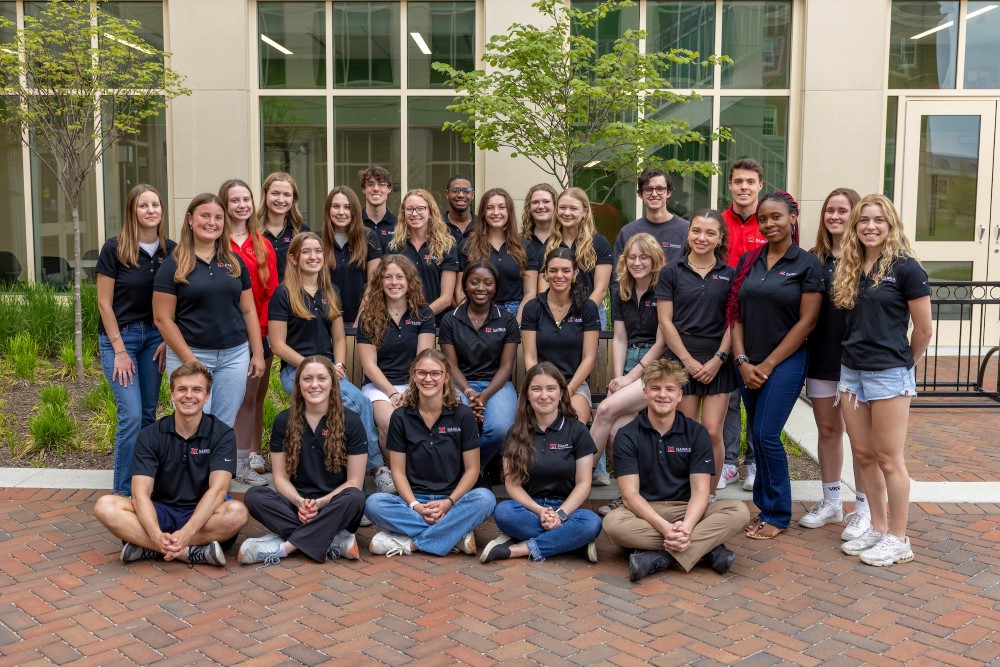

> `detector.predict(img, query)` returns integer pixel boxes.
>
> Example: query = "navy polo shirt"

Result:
[521,292,601,383]
[95,237,177,334]
[132,413,236,508]
[438,303,521,381]
[395,239,460,307]
[386,404,481,495]
[612,409,714,502]
[356,305,435,385]
[263,222,309,283]
[445,212,476,248]
[808,255,847,381]
[841,255,930,372]
[362,210,398,254]
[558,234,613,298]
[508,416,596,499]
[457,237,535,303]
[269,408,368,498]
[153,254,252,349]
[735,245,824,364]
[656,258,735,338]
[267,285,335,370]
[611,284,658,346]
[330,228,383,324]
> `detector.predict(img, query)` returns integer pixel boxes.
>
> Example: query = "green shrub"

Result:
[9,333,39,380]
[81,282,100,336]
[85,378,117,453]
[40,384,71,407]
[0,293,18,352]
[58,340,77,377]
[29,403,77,454]
[21,283,73,356]
[158,374,171,412]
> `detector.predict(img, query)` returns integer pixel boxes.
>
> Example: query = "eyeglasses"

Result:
[413,369,445,380]
[858,217,888,225]
[448,187,474,195]
[626,254,652,263]
[404,206,428,215]
[365,181,390,190]
[641,186,669,195]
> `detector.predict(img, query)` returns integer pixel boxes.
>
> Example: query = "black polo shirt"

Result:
[132,413,236,508]
[267,285,335,370]
[521,292,601,383]
[612,409,713,502]
[656,258,735,338]
[611,284,658,346]
[841,255,930,372]
[457,237,535,303]
[507,416,596,499]
[362,210,398,254]
[269,408,368,498]
[356,305,435,385]
[95,237,177,334]
[445,212,476,248]
[438,304,521,381]
[263,222,310,283]
[735,245,824,364]
[386,404,480,495]
[526,234,547,271]
[395,239,460,306]
[153,254,252,349]
[808,255,847,381]
[559,234,613,298]
[330,228,383,324]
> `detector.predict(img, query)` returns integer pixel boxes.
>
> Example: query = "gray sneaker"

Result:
[592,471,611,486]
[183,541,226,566]
[248,451,268,474]
[598,495,623,517]
[239,534,283,565]
[841,511,872,541]
[328,530,360,560]
[859,534,914,567]
[373,466,397,495]
[742,463,756,491]
[120,542,162,563]
[236,459,268,487]
[798,500,844,529]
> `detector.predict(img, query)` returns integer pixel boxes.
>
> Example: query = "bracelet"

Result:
[408,500,421,510]
[389,392,399,399]
[108,333,121,343]
[636,359,646,368]
[115,350,127,356]
[464,387,475,397]
[445,497,455,507]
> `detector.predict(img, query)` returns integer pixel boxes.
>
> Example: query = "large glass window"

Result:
[647,1,716,89]
[914,114,979,243]
[720,1,791,90]
[333,2,399,89]
[719,96,788,197]
[650,97,713,219]
[333,97,401,212]
[0,108,28,284]
[103,105,168,238]
[258,2,326,89]
[407,2,475,89]
[407,97,473,210]
[261,96,328,225]
[888,1,959,89]
[101,1,164,51]
[964,1,1000,89]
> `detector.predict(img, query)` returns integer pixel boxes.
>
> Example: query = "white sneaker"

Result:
[373,467,397,495]
[358,513,373,527]
[742,463,756,491]
[370,531,414,557]
[798,499,844,528]
[248,452,268,474]
[592,471,611,487]
[236,459,268,487]
[842,529,884,556]
[841,511,872,542]
[238,533,283,565]
[717,464,739,490]
[452,531,476,555]
[859,534,914,567]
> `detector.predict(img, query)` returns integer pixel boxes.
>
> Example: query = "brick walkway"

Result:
[1,488,998,665]
[906,408,1000,483]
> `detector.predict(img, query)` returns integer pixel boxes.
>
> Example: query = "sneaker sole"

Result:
[842,542,880,556]
[480,534,512,563]
[860,551,914,567]
[798,512,844,529]
[742,482,754,491]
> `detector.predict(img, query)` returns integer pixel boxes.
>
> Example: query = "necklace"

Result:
[305,413,323,431]
[468,308,488,328]
[688,259,715,269]
[195,251,214,264]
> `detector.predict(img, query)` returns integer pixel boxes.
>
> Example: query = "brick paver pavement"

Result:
[905,408,1000,483]
[1,487,998,665]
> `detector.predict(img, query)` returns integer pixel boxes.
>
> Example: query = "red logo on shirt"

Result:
[667,446,675,452]
[439,427,447,433]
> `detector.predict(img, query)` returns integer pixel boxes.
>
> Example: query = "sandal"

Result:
[746,521,785,540]
[744,515,761,533]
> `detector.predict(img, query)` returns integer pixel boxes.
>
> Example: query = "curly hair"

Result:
[358,255,428,348]
[283,356,348,477]
[283,232,342,321]
[616,233,666,302]
[833,194,919,310]
[117,184,168,268]
[811,188,861,262]
[400,349,462,410]
[172,194,242,284]
[520,183,558,239]
[322,185,369,271]
[547,188,598,272]
[256,172,304,235]
[687,208,730,264]
[503,362,577,486]
[219,179,272,290]
[463,188,528,272]
[389,189,456,261]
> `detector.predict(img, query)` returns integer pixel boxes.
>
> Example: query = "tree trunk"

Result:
[71,203,84,380]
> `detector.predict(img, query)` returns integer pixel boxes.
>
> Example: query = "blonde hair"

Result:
[616,233,665,302]
[547,187,597,272]
[255,172,304,234]
[390,189,456,262]
[283,232,341,322]
[520,183,558,239]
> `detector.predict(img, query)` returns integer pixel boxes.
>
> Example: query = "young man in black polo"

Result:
[444,174,476,246]
[603,360,750,581]
[360,165,397,254]
[94,362,249,566]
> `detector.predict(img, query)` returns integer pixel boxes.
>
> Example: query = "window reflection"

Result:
[333,97,401,212]
[407,98,473,209]
[650,97,713,219]
[721,1,792,90]
[647,1,715,89]
[964,1,1000,89]
[915,115,979,243]
[719,96,788,204]
[407,2,475,88]
[333,2,399,88]
[261,96,328,224]
[888,1,958,89]
[258,2,326,89]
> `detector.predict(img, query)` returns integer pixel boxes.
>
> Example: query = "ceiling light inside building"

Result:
[410,32,432,55]
[261,34,293,55]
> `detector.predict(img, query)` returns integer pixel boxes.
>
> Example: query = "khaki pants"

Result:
[603,500,750,571]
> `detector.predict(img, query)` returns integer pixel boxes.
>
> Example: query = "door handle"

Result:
[980,225,986,242]
[996,225,1000,243]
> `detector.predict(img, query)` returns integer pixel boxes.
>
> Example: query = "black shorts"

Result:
[152,501,195,532]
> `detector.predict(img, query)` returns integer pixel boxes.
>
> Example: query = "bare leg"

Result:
[869,396,912,538]
[589,380,647,464]
[372,399,394,462]
[840,392,888,533]
[571,394,592,425]
[812,396,844,485]
[701,393,729,487]
[94,496,248,550]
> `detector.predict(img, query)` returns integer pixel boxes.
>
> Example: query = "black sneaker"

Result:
[183,541,226,567]
[120,542,162,563]
[700,544,736,574]
[480,534,514,563]
[628,549,674,582]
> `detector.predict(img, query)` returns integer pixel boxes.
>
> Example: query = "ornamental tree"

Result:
[432,0,731,199]
[0,0,189,378]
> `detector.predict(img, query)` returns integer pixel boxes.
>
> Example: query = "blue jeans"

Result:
[99,322,164,496]
[458,381,516,466]
[364,488,496,556]
[498,300,521,316]
[494,498,603,561]
[280,364,383,469]
[165,344,249,427]
[738,348,807,530]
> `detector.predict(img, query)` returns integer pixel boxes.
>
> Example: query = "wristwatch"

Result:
[556,509,569,521]
[714,351,730,363]
[734,354,750,366]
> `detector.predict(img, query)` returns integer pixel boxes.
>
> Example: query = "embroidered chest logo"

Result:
[438,426,462,434]
[665,445,691,453]
[548,443,572,450]
[712,274,730,281]
[661,241,682,249]
[642,300,656,308]
[778,271,798,277]
[403,319,420,326]
[190,448,210,455]
[485,327,506,334]
[564,316,582,324]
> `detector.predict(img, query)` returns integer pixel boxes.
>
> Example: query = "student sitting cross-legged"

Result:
[239,356,368,565]
[603,360,750,581]
[94,361,249,567]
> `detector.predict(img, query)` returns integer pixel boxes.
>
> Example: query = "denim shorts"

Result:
[837,365,917,404]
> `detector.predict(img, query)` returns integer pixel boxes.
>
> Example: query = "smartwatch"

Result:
[714,351,730,363]
[556,509,569,521]
[734,355,750,366]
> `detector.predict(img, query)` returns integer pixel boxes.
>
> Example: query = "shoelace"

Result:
[185,546,213,565]
[257,552,281,568]
[806,500,833,516]
[844,511,866,527]
[384,538,408,557]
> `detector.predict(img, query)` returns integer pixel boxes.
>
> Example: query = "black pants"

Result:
[244,486,365,562]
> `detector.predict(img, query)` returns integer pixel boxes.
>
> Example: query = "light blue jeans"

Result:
[498,300,521,316]
[99,322,164,496]
[494,498,603,561]
[364,488,497,556]
[165,343,249,427]
[458,380,517,467]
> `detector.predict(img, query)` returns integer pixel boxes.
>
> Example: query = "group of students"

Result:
[91,157,932,578]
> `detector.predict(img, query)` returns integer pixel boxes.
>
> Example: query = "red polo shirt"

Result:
[722,204,766,268]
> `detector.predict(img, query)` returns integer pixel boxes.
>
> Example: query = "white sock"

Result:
[854,492,869,514]
[237,449,250,465]
[822,482,841,504]
[277,543,288,558]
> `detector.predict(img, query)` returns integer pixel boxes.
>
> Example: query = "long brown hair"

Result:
[390,188,455,261]
[172,194,241,284]
[521,183,558,239]
[322,186,369,271]
[219,178,272,289]
[117,184,168,267]
[464,188,527,271]
[503,362,577,486]
[811,187,861,262]
[283,356,348,476]
[400,349,461,410]
[283,232,341,321]
[547,187,598,271]
[358,255,427,348]
[256,172,304,234]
